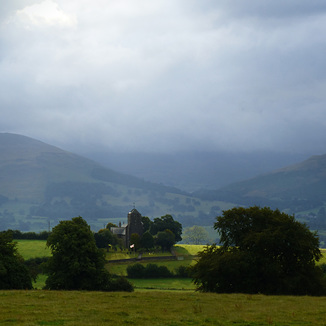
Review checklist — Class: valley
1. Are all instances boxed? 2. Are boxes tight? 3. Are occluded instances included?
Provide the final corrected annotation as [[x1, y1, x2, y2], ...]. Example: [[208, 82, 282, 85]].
[[1, 133, 326, 236]]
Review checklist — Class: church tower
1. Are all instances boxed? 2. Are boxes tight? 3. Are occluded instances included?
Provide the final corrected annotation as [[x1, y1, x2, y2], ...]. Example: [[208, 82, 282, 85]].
[[126, 208, 143, 247]]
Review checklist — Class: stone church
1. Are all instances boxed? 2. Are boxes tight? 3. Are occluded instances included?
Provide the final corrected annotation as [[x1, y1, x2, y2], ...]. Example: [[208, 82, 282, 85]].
[[110, 208, 144, 248]]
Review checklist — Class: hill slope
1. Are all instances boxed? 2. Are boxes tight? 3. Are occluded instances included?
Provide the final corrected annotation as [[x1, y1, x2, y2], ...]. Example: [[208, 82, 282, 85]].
[[0, 133, 230, 231], [86, 151, 307, 192], [194, 154, 326, 227]]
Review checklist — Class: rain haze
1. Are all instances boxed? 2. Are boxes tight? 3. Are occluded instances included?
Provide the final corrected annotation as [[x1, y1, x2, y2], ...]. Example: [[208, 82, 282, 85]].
[[1, 0, 326, 155]]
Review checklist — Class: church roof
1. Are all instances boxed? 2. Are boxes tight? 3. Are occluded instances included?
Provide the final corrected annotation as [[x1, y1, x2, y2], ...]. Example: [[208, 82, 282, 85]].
[[110, 227, 126, 236], [129, 208, 140, 215]]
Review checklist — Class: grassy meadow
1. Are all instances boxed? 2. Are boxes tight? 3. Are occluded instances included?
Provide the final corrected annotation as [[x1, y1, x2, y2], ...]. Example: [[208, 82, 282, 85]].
[[4, 240, 326, 325], [1, 290, 326, 325], [15, 240, 50, 259]]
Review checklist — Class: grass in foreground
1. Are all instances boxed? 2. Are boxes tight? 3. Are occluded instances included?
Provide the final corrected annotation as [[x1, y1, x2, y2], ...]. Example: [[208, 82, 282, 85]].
[[1, 290, 326, 326]]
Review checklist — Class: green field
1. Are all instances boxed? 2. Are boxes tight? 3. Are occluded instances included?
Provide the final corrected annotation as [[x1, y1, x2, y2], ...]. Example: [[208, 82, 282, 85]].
[[15, 240, 51, 259], [1, 290, 326, 325], [16, 241, 326, 290], [5, 240, 326, 325]]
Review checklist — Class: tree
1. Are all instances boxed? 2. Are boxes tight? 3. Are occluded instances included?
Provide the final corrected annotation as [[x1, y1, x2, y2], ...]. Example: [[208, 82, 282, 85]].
[[94, 229, 118, 250], [191, 206, 326, 295], [150, 214, 182, 242], [183, 225, 210, 245], [140, 231, 154, 250], [44, 216, 133, 291], [0, 231, 32, 289], [141, 216, 152, 233], [105, 222, 117, 229], [155, 229, 175, 251]]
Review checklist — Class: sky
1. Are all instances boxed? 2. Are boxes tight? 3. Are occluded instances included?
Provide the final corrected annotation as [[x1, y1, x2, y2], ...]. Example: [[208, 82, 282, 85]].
[[1, 0, 326, 154]]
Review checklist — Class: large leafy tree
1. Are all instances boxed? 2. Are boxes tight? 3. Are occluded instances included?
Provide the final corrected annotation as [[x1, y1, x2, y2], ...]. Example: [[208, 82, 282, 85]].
[[155, 230, 175, 251], [191, 206, 326, 295], [0, 231, 32, 289], [140, 231, 154, 250], [150, 214, 182, 242], [44, 216, 132, 291], [94, 229, 119, 250], [141, 216, 152, 233]]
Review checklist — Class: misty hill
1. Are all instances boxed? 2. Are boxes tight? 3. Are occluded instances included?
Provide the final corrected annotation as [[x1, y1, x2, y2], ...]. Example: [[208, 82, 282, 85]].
[[85, 151, 307, 192], [0, 133, 229, 232], [194, 154, 326, 226]]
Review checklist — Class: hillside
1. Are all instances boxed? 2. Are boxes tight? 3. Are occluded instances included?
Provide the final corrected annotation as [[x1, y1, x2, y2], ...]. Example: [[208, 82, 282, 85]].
[[85, 150, 307, 192], [194, 154, 326, 230], [0, 133, 231, 232]]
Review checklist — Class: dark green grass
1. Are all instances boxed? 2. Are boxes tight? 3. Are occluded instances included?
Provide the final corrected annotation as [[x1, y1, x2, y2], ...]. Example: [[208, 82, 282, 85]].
[[1, 290, 326, 325]]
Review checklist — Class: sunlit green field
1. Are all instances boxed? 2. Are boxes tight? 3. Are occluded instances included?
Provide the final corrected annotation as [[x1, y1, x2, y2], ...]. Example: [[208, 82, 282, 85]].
[[15, 240, 51, 259], [1, 290, 326, 326], [174, 244, 205, 255]]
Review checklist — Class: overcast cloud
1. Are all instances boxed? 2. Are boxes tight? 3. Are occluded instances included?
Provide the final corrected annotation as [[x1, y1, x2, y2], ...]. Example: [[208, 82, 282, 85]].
[[1, 0, 326, 154]]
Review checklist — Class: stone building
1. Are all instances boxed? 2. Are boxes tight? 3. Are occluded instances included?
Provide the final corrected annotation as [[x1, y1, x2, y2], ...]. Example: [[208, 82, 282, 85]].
[[110, 208, 144, 248]]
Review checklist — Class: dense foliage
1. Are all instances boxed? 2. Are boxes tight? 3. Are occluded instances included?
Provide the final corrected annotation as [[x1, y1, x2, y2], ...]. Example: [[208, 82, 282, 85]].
[[150, 214, 182, 243], [191, 206, 326, 295], [44, 216, 133, 291], [0, 231, 33, 289], [140, 231, 155, 250], [126, 263, 190, 278], [94, 229, 120, 249], [155, 230, 176, 251], [24, 257, 49, 281]]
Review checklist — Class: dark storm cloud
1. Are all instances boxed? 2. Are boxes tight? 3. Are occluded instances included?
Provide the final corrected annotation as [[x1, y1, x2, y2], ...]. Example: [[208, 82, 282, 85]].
[[1, 0, 326, 154]]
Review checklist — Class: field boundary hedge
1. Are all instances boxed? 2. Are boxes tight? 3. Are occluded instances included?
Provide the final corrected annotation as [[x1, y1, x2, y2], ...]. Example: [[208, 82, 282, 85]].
[[107, 254, 197, 263]]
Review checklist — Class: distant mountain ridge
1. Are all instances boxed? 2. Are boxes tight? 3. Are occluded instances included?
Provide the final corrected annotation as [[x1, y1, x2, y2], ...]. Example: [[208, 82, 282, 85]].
[[85, 150, 307, 192], [0, 133, 185, 201], [194, 154, 326, 217], [0, 133, 226, 232], [1, 132, 325, 233]]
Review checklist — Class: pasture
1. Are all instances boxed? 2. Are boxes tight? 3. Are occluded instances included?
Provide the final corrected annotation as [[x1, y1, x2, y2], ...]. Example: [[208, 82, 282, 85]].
[[6, 240, 326, 325], [16, 240, 326, 291], [15, 240, 50, 259], [1, 290, 326, 325]]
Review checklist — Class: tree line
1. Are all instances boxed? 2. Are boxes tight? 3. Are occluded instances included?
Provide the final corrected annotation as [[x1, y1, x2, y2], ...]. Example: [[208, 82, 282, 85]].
[[2, 206, 326, 295], [0, 214, 183, 291]]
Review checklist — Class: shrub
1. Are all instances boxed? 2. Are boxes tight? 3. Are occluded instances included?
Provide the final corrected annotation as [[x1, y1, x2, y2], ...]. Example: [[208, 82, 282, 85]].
[[107, 276, 134, 292], [24, 257, 49, 281], [0, 231, 33, 289], [126, 263, 146, 278], [175, 265, 191, 278], [127, 263, 174, 278]]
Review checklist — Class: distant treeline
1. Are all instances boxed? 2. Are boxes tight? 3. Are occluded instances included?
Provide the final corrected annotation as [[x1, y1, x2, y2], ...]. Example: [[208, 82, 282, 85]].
[[4, 230, 51, 240]]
